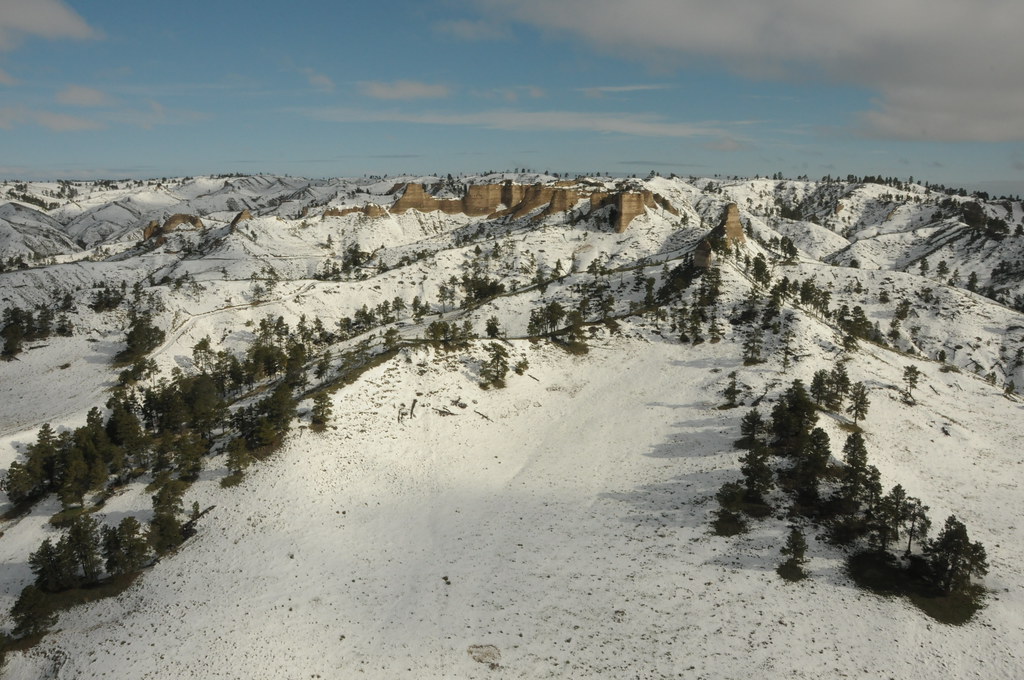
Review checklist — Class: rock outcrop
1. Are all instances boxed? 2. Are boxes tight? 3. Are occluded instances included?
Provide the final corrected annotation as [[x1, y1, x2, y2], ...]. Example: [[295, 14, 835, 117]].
[[709, 203, 746, 246], [385, 180, 677, 231], [322, 203, 386, 219], [142, 213, 205, 242], [229, 210, 253, 231], [142, 220, 161, 241], [695, 204, 747, 267]]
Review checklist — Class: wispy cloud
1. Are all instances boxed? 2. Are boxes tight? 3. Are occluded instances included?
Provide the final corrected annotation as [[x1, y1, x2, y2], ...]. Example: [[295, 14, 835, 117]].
[[56, 84, 112, 107], [433, 19, 508, 42], [300, 67, 334, 93], [475, 85, 545, 102], [105, 100, 208, 129], [0, 0, 100, 50], [0, 67, 14, 85], [703, 136, 753, 152], [358, 80, 452, 100], [0, 105, 102, 131], [470, 0, 1024, 142], [619, 160, 706, 168], [300, 106, 726, 138], [578, 84, 673, 98]]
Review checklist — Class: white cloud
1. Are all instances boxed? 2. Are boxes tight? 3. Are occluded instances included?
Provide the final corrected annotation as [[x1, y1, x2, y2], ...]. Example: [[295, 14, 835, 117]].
[[703, 137, 752, 152], [0, 0, 100, 50], [56, 84, 111, 107], [300, 67, 334, 93], [578, 84, 672, 98], [358, 80, 452, 100], [301, 106, 725, 138], [0, 66, 13, 85], [469, 0, 1024, 142], [476, 85, 546, 102], [105, 100, 208, 129], [433, 19, 508, 42], [0, 105, 101, 131]]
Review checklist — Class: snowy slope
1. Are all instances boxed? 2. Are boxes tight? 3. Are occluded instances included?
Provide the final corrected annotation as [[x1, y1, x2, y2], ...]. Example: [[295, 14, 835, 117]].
[[0, 172, 1023, 679]]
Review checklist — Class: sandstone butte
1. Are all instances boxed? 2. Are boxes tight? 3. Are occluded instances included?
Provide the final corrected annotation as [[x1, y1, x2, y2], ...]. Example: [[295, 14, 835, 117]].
[[326, 180, 679, 233], [694, 203, 747, 267], [142, 213, 205, 241]]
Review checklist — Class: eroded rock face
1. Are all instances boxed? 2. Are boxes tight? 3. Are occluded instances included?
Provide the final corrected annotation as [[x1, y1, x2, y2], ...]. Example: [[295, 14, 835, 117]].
[[322, 204, 386, 219], [386, 180, 677, 231], [229, 210, 253, 230], [141, 214, 205, 241], [162, 214, 204, 234], [142, 220, 161, 241], [710, 203, 746, 245]]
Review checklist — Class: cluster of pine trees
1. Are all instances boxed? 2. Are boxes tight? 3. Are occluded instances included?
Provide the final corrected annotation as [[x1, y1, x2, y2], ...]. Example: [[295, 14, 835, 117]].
[[717, 378, 987, 607], [1, 304, 74, 358]]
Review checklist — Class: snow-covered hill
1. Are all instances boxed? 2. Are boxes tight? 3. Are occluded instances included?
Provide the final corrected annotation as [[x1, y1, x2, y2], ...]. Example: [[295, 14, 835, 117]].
[[0, 173, 1022, 679]]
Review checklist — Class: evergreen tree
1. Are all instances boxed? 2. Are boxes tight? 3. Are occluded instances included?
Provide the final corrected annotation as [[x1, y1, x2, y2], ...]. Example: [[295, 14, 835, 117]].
[[310, 392, 333, 429], [103, 516, 150, 575], [838, 432, 871, 509], [902, 365, 922, 402], [792, 427, 831, 503], [739, 442, 774, 502], [903, 497, 932, 556], [480, 343, 510, 388], [65, 514, 103, 584], [148, 512, 184, 555], [735, 408, 765, 450], [722, 371, 740, 407], [741, 326, 763, 365], [778, 525, 809, 580], [770, 380, 817, 457], [809, 370, 829, 406], [846, 382, 870, 424], [871, 484, 910, 552], [925, 515, 988, 594], [10, 585, 56, 637], [225, 437, 252, 475]]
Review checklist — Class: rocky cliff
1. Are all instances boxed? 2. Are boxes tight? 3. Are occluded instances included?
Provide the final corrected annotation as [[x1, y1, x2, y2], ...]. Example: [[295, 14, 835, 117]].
[[386, 180, 677, 231], [142, 214, 205, 241]]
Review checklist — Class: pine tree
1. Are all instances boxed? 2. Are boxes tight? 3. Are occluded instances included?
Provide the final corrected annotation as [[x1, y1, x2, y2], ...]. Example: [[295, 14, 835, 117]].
[[103, 516, 150, 575], [810, 369, 829, 406], [735, 408, 765, 450], [65, 514, 103, 584], [871, 484, 910, 552], [902, 365, 922, 402], [846, 382, 870, 423], [770, 380, 817, 457], [480, 343, 510, 388], [311, 392, 333, 429], [793, 427, 831, 502], [838, 431, 871, 509], [778, 525, 809, 581], [739, 442, 774, 502], [10, 585, 56, 637], [722, 371, 740, 407], [741, 326, 763, 365], [925, 515, 988, 594], [903, 497, 932, 556]]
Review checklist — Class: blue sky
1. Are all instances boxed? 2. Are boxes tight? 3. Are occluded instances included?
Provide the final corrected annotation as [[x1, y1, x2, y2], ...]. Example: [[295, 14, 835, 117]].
[[1, 0, 1022, 195]]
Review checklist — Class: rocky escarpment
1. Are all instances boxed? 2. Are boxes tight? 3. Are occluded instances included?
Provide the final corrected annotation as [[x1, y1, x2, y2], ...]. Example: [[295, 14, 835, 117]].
[[694, 203, 747, 266], [143, 214, 205, 241], [385, 180, 677, 232], [228, 210, 254, 231]]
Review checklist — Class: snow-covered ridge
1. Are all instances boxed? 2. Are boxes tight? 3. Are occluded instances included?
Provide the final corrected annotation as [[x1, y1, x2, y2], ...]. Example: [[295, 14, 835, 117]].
[[0, 172, 1022, 679]]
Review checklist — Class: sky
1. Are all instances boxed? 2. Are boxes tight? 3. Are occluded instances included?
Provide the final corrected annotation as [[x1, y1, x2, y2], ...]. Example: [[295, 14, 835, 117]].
[[0, 0, 1022, 195]]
